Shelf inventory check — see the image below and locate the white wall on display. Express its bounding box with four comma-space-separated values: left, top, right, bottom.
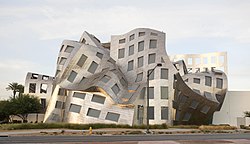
213, 91, 250, 126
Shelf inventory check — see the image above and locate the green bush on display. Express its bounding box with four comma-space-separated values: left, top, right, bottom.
170, 125, 199, 129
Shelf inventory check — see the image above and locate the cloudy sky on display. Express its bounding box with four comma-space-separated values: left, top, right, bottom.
0, 0, 249, 100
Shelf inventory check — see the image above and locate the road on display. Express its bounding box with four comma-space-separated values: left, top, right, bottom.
0, 133, 250, 143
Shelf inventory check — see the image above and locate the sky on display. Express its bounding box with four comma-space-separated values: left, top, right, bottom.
0, 0, 250, 100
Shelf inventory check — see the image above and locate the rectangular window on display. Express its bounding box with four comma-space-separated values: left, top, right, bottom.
135, 72, 143, 82
138, 56, 143, 68
31, 73, 38, 79
77, 54, 88, 67
55, 101, 63, 109
140, 87, 146, 99
91, 94, 106, 104
161, 86, 168, 99
183, 113, 191, 121
190, 100, 199, 109
105, 112, 120, 122
200, 105, 210, 114
139, 32, 145, 37
129, 45, 134, 56
87, 108, 101, 118
64, 45, 74, 53
88, 61, 98, 74
119, 38, 125, 44
205, 76, 212, 86
148, 106, 154, 119
161, 68, 168, 79
111, 84, 120, 95
193, 78, 200, 84
216, 78, 223, 89
29, 83, 36, 93
118, 48, 125, 59
129, 34, 135, 41
187, 58, 193, 65
195, 58, 201, 65
58, 88, 67, 96
67, 70, 77, 83
59, 57, 67, 65
42, 75, 49, 80
151, 32, 158, 36
204, 91, 212, 100
100, 75, 111, 83
203, 57, 208, 64
40, 84, 48, 94
148, 53, 156, 64
73, 92, 86, 99
96, 52, 103, 59
127, 60, 134, 71
211, 56, 217, 63
149, 39, 157, 48
148, 69, 154, 80
148, 87, 154, 99
138, 41, 144, 52
41, 98, 46, 109
161, 107, 168, 120
69, 104, 81, 113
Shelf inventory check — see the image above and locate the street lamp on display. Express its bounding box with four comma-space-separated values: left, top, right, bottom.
146, 63, 162, 134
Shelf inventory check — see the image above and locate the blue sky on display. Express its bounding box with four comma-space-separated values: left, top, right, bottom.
0, 0, 250, 99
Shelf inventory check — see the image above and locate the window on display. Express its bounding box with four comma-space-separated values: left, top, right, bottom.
129, 45, 134, 56
41, 99, 46, 109
77, 54, 88, 67
211, 56, 217, 63
193, 78, 200, 84
140, 87, 146, 99
111, 84, 120, 95
40, 84, 48, 94
88, 61, 98, 74
190, 100, 199, 109
161, 68, 168, 79
148, 106, 154, 119
161, 107, 168, 120
31, 73, 38, 79
219, 56, 224, 64
139, 32, 145, 37
127, 60, 134, 71
138, 56, 143, 68
120, 77, 127, 87
91, 94, 106, 104
161, 86, 168, 99
187, 58, 193, 65
118, 48, 125, 59
195, 58, 201, 65
151, 32, 158, 36
148, 69, 154, 80
203, 57, 208, 64
119, 38, 125, 44
29, 83, 36, 93
59, 57, 67, 65
204, 91, 212, 100
105, 112, 120, 122
60, 45, 64, 52
216, 94, 223, 103
135, 72, 143, 82
69, 104, 81, 113
183, 113, 191, 121
201, 105, 210, 114
148, 87, 154, 99
55, 101, 63, 109
193, 89, 201, 94
138, 41, 144, 52
180, 95, 188, 103
96, 52, 103, 59
73, 92, 86, 99
87, 108, 101, 118
137, 105, 144, 122
100, 75, 111, 83
216, 78, 223, 89
205, 76, 212, 86
149, 39, 157, 48
67, 70, 77, 83
42, 75, 49, 80
58, 88, 67, 96
148, 53, 156, 64
129, 34, 135, 41
64, 45, 74, 53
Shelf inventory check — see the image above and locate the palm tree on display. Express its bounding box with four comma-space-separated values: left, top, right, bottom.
6, 82, 24, 99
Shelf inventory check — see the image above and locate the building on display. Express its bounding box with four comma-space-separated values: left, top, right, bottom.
24, 28, 228, 126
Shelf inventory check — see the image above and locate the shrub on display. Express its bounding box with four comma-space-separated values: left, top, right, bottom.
199, 125, 237, 131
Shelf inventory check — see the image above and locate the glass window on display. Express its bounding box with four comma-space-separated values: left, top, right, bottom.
211, 56, 217, 63
59, 57, 67, 65
129, 34, 135, 41
138, 56, 143, 68
195, 58, 201, 65
216, 78, 223, 89
129, 45, 134, 56
60, 45, 64, 52
40, 84, 48, 94
73, 92, 86, 99
58, 88, 67, 96
148, 53, 156, 64
148, 87, 154, 99
64, 45, 74, 53
127, 60, 134, 71
135, 72, 143, 82
41, 98, 46, 109
69, 104, 81, 113
105, 112, 120, 122
55, 101, 63, 109
151, 32, 158, 36
67, 70, 77, 83
138, 41, 144, 52
96, 52, 103, 59
120, 77, 127, 87
161, 107, 168, 120
148, 106, 154, 119
139, 32, 145, 37
140, 87, 146, 99
111, 84, 120, 95
100, 75, 111, 83
161, 68, 168, 79
149, 39, 157, 48
204, 91, 212, 99
148, 69, 154, 80
87, 108, 101, 118
161, 86, 168, 99
193, 78, 200, 84
189, 100, 199, 109
203, 57, 208, 64
183, 113, 191, 121
205, 76, 212, 86
187, 58, 193, 65
119, 38, 125, 44
201, 105, 210, 114
29, 83, 36, 93
77, 54, 88, 67
91, 94, 105, 104
88, 61, 98, 74
118, 48, 125, 59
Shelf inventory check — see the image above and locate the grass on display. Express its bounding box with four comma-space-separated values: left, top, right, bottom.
0, 123, 168, 130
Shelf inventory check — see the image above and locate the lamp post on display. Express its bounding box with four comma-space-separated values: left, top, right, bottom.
146, 63, 162, 134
